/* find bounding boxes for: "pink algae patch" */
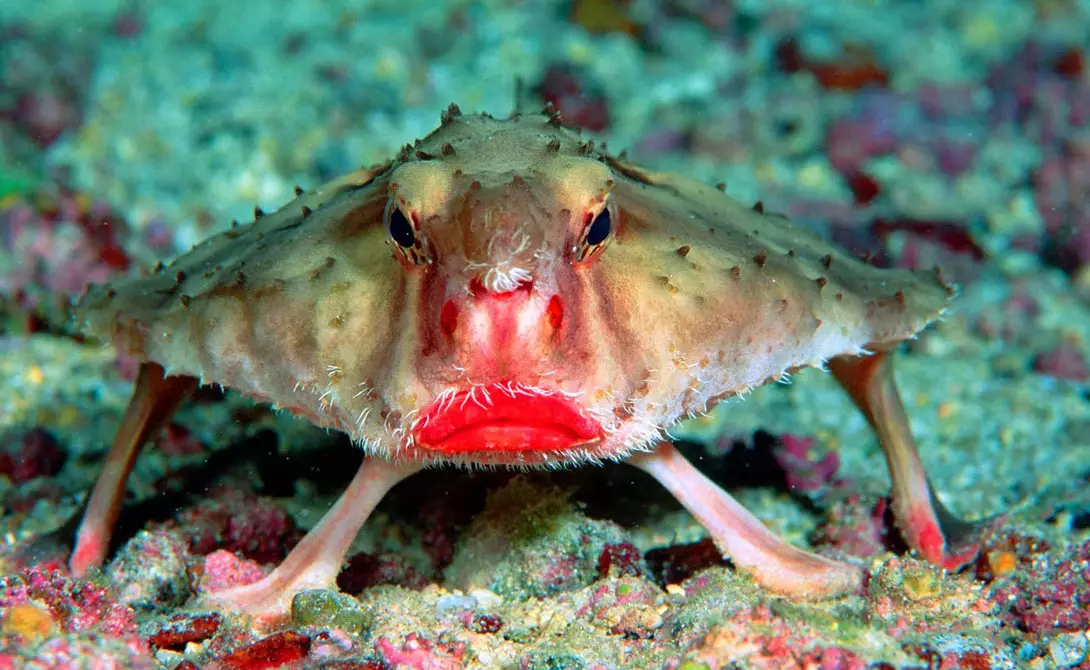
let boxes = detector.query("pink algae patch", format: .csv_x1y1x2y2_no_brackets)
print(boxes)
198,550,268,595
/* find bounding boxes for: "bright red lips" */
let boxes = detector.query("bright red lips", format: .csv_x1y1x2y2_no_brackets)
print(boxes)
415,385,602,454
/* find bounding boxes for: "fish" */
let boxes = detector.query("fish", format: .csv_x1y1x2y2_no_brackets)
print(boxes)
67,104,982,619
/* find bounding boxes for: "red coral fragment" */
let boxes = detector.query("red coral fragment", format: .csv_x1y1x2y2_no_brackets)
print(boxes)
812,495,893,559
0,428,66,484
991,539,1090,634
645,538,729,585
596,542,644,579
534,65,611,132
176,490,299,564
472,614,503,634
336,551,430,594
1052,48,1085,78
772,433,840,496
1032,339,1089,381
155,422,207,456
810,60,889,91
0,189,130,310
146,613,222,651
845,171,881,206
375,633,465,668
773,38,889,91
870,218,985,261
218,631,311,670
0,568,137,637
825,117,900,175
14,91,77,148
197,550,266,595
773,38,806,74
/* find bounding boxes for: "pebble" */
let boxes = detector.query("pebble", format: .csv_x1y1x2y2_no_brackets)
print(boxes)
1049,632,1089,668
290,589,372,635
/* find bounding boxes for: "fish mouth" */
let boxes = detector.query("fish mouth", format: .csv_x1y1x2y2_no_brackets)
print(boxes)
414,384,603,454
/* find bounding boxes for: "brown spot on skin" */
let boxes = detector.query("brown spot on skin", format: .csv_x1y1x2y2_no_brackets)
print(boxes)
254,206,265,219
180,295,191,308
715,182,726,191
836,292,844,301
753,251,767,267
676,245,691,257
546,138,562,152
441,142,455,156
175,271,187,285
309,257,336,281
729,266,741,280
613,403,635,420
753,200,764,213
294,185,304,196
415,150,435,160
895,290,905,304
821,254,833,269
301,206,313,218
816,276,827,288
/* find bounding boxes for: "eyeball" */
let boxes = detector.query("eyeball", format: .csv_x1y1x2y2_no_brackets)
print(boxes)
574,197,616,263
384,200,430,266
389,207,416,248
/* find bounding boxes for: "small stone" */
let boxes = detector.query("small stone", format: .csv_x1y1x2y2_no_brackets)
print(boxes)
1049,632,1089,668
145,613,222,651
0,601,56,643
0,428,66,484
108,528,193,609
521,648,588,670
218,630,311,669
290,589,372,635
445,476,631,599
198,550,267,594
900,561,944,601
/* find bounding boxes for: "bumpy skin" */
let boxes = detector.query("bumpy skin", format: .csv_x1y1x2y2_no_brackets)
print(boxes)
67,108,979,616
77,109,950,468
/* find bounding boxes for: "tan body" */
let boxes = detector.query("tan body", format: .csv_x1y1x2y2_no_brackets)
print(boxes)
67,106,982,621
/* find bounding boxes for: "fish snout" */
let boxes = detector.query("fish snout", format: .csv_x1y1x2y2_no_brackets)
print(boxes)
439,274,564,377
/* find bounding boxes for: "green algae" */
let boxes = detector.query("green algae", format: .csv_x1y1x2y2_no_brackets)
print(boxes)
291,589,372,635
444,476,630,599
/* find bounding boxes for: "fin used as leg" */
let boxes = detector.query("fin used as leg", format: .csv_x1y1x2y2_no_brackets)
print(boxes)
69,362,196,576
629,441,863,598
830,351,983,570
201,456,421,624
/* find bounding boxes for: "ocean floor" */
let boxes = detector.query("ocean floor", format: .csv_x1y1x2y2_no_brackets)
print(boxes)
1,1,1089,668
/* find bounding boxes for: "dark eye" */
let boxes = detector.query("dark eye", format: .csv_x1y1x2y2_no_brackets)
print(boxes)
585,209,611,246
389,207,416,248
